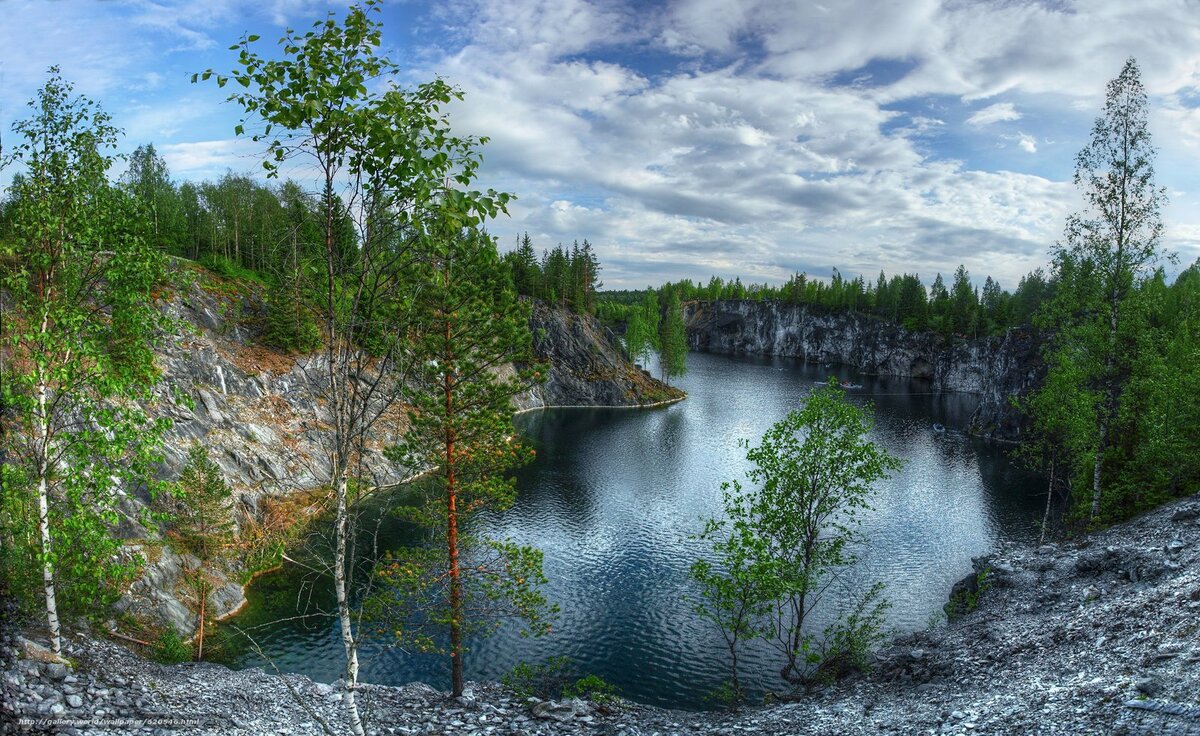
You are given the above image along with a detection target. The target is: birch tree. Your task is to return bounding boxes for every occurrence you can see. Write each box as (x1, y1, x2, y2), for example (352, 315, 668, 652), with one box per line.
(200, 2, 511, 731)
(1035, 57, 1166, 523)
(0, 69, 171, 655)
(693, 381, 900, 689)
(659, 289, 689, 384)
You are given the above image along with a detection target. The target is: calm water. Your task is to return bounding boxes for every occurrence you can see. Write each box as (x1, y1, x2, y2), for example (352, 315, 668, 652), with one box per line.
(221, 352, 1044, 709)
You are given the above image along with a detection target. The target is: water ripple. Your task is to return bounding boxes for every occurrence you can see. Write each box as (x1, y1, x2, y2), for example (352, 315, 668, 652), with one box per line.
(226, 352, 1044, 710)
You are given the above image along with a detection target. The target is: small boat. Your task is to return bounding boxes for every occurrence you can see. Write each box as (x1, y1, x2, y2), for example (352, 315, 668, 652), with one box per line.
(932, 423, 946, 433)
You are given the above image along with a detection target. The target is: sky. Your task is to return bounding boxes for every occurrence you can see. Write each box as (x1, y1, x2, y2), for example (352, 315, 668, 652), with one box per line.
(2, 0, 1200, 290)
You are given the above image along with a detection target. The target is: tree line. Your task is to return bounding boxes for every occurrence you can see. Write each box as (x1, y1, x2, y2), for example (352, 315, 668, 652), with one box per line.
(599, 265, 1053, 339)
(502, 232, 603, 314)
(0, 145, 367, 354)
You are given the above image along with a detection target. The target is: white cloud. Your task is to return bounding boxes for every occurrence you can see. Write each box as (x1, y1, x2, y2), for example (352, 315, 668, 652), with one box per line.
(157, 139, 261, 177)
(407, 0, 1200, 287)
(1161, 91, 1200, 151)
(5, 0, 1199, 289)
(910, 116, 944, 132)
(966, 102, 1021, 126)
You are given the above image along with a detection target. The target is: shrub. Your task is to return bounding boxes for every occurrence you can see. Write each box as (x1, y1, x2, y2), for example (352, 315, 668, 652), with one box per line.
(150, 629, 192, 664)
(815, 581, 892, 682)
(197, 255, 267, 284)
(501, 656, 572, 699)
(502, 657, 620, 704)
(563, 673, 619, 705)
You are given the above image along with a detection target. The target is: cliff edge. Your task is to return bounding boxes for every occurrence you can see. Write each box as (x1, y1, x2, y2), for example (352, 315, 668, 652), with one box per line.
(683, 299, 1043, 441)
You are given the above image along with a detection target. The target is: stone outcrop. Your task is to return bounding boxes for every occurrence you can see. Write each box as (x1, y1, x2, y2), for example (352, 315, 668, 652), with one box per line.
(683, 300, 1043, 440)
(516, 300, 684, 410)
(115, 269, 679, 639)
(6, 491, 1198, 735)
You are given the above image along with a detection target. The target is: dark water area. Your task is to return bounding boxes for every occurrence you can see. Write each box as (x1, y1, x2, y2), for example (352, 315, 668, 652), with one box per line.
(219, 352, 1045, 709)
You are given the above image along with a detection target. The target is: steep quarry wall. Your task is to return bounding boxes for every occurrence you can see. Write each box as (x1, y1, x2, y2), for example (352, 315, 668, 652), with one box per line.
(116, 272, 680, 637)
(683, 300, 1042, 440)
(518, 300, 682, 410)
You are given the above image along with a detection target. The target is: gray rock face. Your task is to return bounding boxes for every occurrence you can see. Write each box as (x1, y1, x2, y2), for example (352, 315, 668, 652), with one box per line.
(516, 300, 684, 410)
(118, 281, 680, 639)
(683, 300, 1042, 440)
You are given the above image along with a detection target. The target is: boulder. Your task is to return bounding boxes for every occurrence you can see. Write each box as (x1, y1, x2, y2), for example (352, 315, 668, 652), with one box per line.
(17, 637, 68, 665)
(531, 697, 592, 722)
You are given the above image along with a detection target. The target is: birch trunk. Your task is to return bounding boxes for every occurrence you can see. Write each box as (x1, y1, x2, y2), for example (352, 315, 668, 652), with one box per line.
(334, 472, 365, 736)
(1092, 422, 1106, 521)
(1040, 463, 1056, 545)
(445, 311, 465, 698)
(35, 376, 62, 656)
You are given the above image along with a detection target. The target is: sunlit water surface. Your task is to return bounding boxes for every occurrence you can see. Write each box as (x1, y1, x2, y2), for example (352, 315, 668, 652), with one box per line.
(220, 352, 1044, 709)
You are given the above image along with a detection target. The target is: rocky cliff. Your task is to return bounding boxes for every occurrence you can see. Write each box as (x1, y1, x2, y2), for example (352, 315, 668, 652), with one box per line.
(115, 268, 680, 638)
(518, 300, 684, 410)
(683, 300, 1043, 440)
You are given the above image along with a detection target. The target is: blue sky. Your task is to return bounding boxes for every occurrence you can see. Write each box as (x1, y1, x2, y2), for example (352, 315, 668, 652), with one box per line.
(2, 0, 1199, 289)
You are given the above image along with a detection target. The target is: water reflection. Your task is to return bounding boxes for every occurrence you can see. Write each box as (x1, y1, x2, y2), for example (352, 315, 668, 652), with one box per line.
(223, 351, 1043, 709)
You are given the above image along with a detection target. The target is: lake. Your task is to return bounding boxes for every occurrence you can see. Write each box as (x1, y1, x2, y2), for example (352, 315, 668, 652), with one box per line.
(220, 351, 1045, 709)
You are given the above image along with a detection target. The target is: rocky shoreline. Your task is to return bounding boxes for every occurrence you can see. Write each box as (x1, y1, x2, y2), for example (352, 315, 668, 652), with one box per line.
(4, 492, 1197, 735)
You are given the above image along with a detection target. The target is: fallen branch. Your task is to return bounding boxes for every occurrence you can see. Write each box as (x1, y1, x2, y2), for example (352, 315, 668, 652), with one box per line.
(107, 630, 152, 647)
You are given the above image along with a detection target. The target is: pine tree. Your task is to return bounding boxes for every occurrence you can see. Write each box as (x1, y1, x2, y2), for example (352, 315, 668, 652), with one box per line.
(578, 239, 603, 314)
(381, 222, 555, 698)
(510, 232, 539, 297)
(950, 265, 977, 336)
(164, 444, 235, 661)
